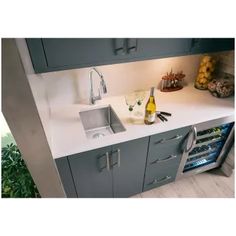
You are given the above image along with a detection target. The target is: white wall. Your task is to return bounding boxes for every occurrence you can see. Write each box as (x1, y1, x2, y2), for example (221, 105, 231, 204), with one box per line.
(41, 50, 234, 109)
(16, 39, 52, 148)
(42, 53, 204, 108)
(216, 50, 234, 75)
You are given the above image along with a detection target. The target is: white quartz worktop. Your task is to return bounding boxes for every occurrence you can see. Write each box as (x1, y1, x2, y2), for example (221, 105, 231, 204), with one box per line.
(50, 84, 234, 159)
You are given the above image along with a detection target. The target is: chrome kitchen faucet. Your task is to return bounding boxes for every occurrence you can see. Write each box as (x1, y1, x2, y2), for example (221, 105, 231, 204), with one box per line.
(89, 67, 107, 104)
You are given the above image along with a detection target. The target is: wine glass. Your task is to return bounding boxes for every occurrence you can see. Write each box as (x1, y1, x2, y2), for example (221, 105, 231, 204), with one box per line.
(125, 93, 137, 123)
(134, 90, 146, 117)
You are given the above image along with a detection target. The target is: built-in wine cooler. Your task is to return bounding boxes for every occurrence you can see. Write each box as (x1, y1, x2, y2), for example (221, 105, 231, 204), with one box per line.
(177, 117, 234, 179)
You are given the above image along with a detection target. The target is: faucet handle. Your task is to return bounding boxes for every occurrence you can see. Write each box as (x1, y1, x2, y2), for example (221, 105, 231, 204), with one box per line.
(100, 79, 107, 94)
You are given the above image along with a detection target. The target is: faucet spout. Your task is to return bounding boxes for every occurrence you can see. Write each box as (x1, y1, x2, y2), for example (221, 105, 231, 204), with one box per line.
(89, 67, 107, 105)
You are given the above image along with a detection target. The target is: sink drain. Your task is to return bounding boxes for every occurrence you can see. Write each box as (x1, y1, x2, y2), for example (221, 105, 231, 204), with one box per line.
(92, 133, 105, 139)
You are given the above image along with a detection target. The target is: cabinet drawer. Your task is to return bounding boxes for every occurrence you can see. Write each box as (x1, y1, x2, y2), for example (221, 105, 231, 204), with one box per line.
(148, 126, 190, 163)
(144, 155, 181, 191)
(144, 166, 176, 191)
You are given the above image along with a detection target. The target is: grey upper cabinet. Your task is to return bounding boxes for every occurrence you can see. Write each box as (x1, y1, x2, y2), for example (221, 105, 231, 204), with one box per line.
(26, 38, 141, 73)
(65, 137, 149, 198)
(68, 146, 113, 198)
(41, 38, 139, 67)
(112, 137, 149, 198)
(25, 38, 189, 73)
(190, 38, 234, 54)
(26, 38, 234, 74)
(137, 38, 192, 59)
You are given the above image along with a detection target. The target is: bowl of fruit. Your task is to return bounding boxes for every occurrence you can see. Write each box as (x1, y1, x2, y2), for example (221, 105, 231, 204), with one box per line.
(208, 74, 234, 98)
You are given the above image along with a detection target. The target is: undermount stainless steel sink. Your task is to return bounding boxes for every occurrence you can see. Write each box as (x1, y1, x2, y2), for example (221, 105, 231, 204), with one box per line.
(79, 105, 126, 139)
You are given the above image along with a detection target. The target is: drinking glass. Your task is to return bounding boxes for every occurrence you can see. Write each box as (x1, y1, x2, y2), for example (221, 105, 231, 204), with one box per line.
(134, 90, 146, 117)
(125, 93, 137, 123)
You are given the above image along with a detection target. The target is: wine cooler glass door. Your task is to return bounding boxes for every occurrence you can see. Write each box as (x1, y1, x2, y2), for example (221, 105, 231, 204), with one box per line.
(176, 118, 234, 179)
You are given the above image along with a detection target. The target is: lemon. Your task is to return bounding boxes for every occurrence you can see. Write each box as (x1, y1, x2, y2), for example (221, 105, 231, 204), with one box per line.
(205, 71, 211, 78)
(202, 56, 211, 63)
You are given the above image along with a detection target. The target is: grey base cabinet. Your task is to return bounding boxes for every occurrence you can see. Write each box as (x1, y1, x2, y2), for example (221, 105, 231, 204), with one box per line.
(143, 126, 191, 191)
(60, 137, 149, 198)
(69, 146, 113, 198)
(56, 127, 191, 197)
(55, 157, 78, 198)
(112, 138, 149, 197)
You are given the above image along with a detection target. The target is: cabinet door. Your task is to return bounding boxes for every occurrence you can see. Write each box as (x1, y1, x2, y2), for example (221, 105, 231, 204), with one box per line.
(111, 137, 149, 198)
(26, 38, 140, 73)
(190, 38, 234, 54)
(26, 38, 191, 73)
(55, 157, 77, 198)
(138, 38, 192, 59)
(68, 147, 113, 198)
(42, 38, 128, 68)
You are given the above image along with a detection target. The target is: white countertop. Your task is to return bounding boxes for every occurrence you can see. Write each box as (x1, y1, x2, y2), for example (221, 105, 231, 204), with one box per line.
(50, 84, 234, 159)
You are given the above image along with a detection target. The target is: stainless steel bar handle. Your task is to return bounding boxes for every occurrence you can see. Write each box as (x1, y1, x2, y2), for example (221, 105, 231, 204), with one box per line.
(127, 39, 137, 53)
(185, 126, 197, 153)
(150, 155, 177, 165)
(111, 149, 121, 168)
(117, 149, 121, 168)
(148, 176, 171, 185)
(106, 152, 110, 171)
(114, 39, 126, 55)
(156, 134, 183, 144)
(98, 152, 110, 172)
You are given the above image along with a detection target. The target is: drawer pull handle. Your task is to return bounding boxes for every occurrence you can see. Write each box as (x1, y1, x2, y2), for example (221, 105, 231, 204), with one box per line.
(150, 155, 177, 165)
(148, 176, 171, 185)
(155, 135, 183, 144)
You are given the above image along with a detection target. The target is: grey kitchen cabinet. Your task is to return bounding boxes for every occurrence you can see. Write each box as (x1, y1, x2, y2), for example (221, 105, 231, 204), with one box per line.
(137, 38, 192, 59)
(143, 126, 191, 191)
(26, 38, 141, 73)
(65, 137, 149, 198)
(68, 146, 113, 198)
(111, 137, 149, 197)
(26, 38, 234, 74)
(25, 38, 191, 73)
(190, 38, 234, 54)
(55, 157, 78, 197)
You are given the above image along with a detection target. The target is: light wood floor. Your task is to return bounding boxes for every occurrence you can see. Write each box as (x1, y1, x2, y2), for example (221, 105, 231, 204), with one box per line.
(132, 146, 235, 198)
(131, 170, 234, 198)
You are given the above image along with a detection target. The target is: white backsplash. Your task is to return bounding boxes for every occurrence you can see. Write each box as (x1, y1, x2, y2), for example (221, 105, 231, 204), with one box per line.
(216, 50, 234, 75)
(42, 53, 205, 108)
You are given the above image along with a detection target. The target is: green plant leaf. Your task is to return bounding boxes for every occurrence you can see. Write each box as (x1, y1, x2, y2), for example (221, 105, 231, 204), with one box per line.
(1, 143, 40, 198)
